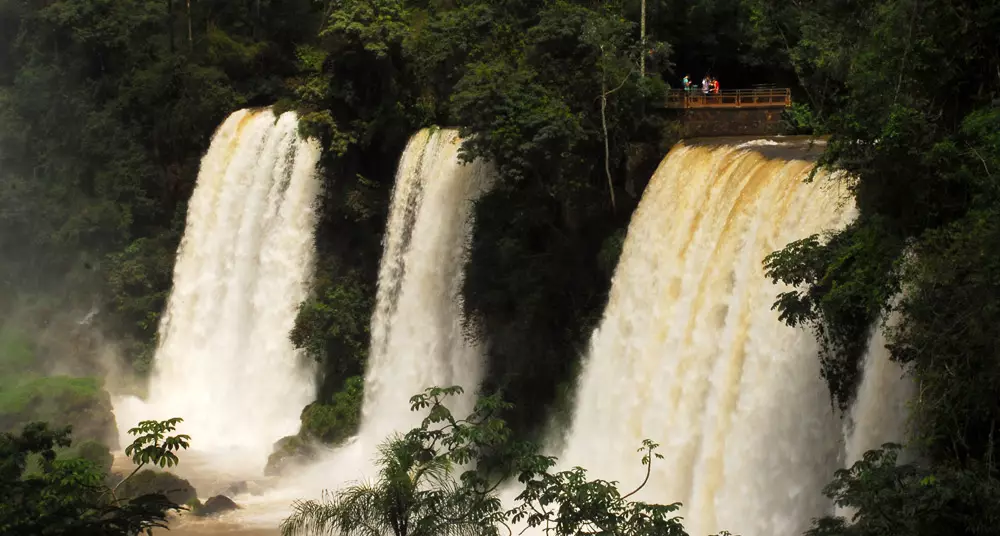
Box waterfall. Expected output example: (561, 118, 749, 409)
(115, 109, 321, 471)
(554, 139, 858, 536)
(359, 128, 492, 441)
(842, 312, 913, 466)
(233, 128, 493, 525)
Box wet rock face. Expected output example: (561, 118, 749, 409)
(264, 434, 316, 476)
(195, 495, 240, 517)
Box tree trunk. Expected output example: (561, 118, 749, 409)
(640, 0, 646, 77)
(601, 76, 616, 213)
(186, 0, 193, 49)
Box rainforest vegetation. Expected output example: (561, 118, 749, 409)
(2, 0, 1000, 534)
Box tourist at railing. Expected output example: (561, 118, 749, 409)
(664, 87, 791, 108)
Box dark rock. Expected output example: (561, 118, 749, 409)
(118, 469, 197, 506)
(223, 480, 249, 496)
(195, 495, 240, 517)
(625, 142, 660, 200)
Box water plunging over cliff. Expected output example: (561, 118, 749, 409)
(360, 128, 493, 440)
(554, 139, 859, 536)
(228, 128, 493, 526)
(115, 109, 321, 472)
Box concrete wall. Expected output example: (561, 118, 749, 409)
(678, 107, 785, 137)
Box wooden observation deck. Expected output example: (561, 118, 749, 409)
(663, 88, 792, 137)
(665, 88, 792, 109)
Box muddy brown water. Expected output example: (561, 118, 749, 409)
(154, 522, 279, 536)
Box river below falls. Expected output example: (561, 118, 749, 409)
(155, 522, 279, 535)
(112, 448, 293, 534)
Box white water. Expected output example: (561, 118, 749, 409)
(361, 128, 493, 440)
(553, 140, 859, 536)
(842, 312, 913, 467)
(115, 109, 322, 475)
(833, 309, 913, 520)
(227, 128, 493, 526)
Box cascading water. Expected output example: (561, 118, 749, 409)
(553, 139, 859, 536)
(842, 311, 913, 466)
(360, 128, 493, 441)
(115, 109, 321, 473)
(833, 310, 913, 519)
(231, 128, 493, 526)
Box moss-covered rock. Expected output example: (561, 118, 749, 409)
(264, 435, 317, 477)
(299, 375, 362, 444)
(0, 376, 118, 447)
(0, 326, 119, 448)
(118, 469, 198, 506)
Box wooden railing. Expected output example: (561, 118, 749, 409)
(665, 88, 792, 109)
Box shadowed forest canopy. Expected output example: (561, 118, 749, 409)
(1, 1, 1000, 533)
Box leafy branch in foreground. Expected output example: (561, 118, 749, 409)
(282, 386, 717, 536)
(111, 417, 192, 502)
(510, 439, 685, 536)
(806, 444, 1000, 536)
(0, 417, 192, 536)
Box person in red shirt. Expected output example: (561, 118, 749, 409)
(712, 78, 720, 94)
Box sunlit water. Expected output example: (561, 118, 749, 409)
(113, 107, 321, 484)
(550, 139, 864, 536)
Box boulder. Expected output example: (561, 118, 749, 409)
(0, 375, 119, 448)
(118, 469, 198, 506)
(264, 435, 317, 477)
(195, 495, 240, 517)
(223, 480, 249, 496)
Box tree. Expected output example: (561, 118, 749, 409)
(0, 418, 191, 536)
(639, 0, 646, 78)
(281, 436, 495, 536)
(282, 387, 699, 536)
(756, 0, 1000, 412)
(511, 440, 686, 536)
(806, 445, 1000, 536)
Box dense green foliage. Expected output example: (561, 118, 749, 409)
(282, 387, 697, 536)
(0, 0, 319, 369)
(808, 445, 1000, 536)
(299, 375, 365, 444)
(751, 0, 1000, 533)
(0, 418, 191, 535)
